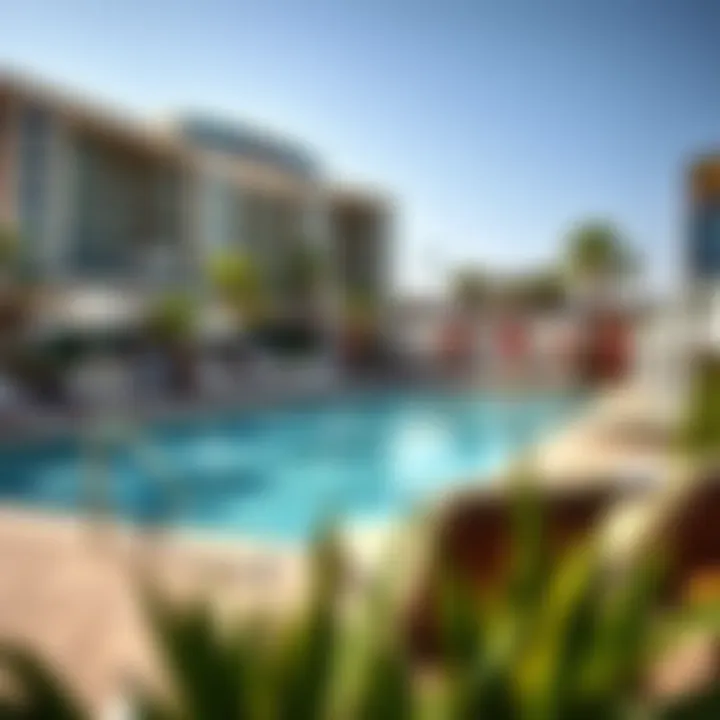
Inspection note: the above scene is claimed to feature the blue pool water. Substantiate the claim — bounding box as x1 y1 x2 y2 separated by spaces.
0 392 583 540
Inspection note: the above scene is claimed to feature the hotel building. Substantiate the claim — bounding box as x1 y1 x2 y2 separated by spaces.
0 72 392 324
687 156 720 347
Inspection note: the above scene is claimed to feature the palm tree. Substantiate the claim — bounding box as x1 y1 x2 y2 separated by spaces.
563 222 637 304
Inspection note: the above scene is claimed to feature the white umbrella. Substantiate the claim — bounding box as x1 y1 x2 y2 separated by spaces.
33 288 143 337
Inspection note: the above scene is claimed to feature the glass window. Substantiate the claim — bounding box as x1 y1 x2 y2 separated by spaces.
18 105 52 265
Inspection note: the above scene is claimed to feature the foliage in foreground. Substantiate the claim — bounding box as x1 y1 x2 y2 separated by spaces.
1 495 720 719
678 353 720 456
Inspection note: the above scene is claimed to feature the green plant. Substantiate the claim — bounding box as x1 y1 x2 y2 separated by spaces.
507 270 566 312
564 221 637 283
0 223 19 270
144 293 196 345
2 491 720 718
415 478 660 719
678 354 720 457
0 644 87 719
450 266 567 315
131 526 347 720
208 250 265 323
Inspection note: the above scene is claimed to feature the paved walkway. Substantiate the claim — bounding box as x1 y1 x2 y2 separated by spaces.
0 509 307 715
532 381 680 488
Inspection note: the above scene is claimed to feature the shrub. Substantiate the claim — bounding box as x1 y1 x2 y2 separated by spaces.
2 491 719 718
144 294 197 345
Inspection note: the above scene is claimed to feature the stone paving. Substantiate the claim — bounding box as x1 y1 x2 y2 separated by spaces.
0 510 306 715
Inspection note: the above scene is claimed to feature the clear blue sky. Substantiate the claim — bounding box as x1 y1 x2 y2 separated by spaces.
3 0 720 295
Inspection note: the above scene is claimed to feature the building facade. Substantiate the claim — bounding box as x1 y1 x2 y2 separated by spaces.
689 157 720 284
327 186 392 324
0 72 391 321
687 156 720 347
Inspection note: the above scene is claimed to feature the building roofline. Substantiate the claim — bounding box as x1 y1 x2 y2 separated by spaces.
0 68 189 161
0 70 322 195
0 68 393 202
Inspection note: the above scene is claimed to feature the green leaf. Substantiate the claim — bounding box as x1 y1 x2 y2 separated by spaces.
678 355 720 456
272 528 344 720
658 686 720 719
351 640 414 720
0 643 88 720
514 538 602 719
141 587 255 719
506 475 551 620
580 552 666 705
447 643 517 720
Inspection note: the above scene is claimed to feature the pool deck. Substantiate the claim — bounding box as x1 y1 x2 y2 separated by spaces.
0 379 703 713
0 508 310 714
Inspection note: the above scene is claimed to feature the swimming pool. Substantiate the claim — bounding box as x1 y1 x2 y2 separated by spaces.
0 392 583 541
